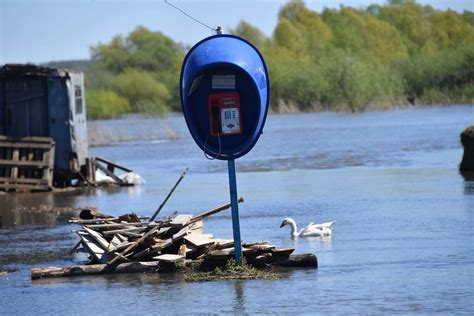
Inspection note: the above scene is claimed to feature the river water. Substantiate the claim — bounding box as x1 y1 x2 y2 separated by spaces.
1 106 473 314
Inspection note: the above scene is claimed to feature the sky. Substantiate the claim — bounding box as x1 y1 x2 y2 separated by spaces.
1 0 473 64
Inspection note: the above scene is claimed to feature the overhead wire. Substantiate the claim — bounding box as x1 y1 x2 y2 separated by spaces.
163 0 220 34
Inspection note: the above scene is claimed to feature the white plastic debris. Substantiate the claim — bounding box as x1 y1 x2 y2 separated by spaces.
119 172 145 185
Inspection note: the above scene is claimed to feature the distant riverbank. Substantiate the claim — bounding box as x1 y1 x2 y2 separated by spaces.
87 104 473 147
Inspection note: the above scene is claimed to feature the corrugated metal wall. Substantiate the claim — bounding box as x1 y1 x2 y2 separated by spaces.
4 77 49 137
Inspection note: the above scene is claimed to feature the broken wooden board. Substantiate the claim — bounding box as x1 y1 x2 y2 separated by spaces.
83 227 109 250
212 239 234 249
77 231 111 263
108 235 123 251
108 240 134 253
184 233 215 248
188 220 203 233
152 238 174 251
242 241 271 247
102 227 147 236
169 214 192 228
153 254 184 262
172 227 190 242
270 247 295 257
153 254 186 272
206 247 252 259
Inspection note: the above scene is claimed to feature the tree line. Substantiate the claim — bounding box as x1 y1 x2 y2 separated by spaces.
84 0 474 119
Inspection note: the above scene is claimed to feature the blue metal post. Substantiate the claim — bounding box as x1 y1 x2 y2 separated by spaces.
227 158 243 264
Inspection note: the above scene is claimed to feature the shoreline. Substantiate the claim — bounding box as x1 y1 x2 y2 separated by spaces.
87 103 473 147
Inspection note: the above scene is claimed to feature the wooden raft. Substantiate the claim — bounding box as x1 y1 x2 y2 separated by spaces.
0 136 55 192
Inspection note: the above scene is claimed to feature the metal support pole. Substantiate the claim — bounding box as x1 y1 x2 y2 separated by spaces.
227 158 242 264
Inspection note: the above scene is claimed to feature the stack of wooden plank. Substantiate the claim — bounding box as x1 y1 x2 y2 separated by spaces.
68 211 299 271
31 202 318 280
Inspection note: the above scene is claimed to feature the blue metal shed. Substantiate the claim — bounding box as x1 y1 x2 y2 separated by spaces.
0 64 88 185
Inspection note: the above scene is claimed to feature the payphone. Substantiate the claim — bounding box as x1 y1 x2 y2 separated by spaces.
180 34 269 263
208 92 242 136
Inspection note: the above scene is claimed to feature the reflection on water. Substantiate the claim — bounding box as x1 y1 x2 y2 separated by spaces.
0 185 147 228
233 281 245 314
0 192 78 227
464 180 474 195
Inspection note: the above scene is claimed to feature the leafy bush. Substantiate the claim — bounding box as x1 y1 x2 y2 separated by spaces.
398 43 474 99
86 90 131 119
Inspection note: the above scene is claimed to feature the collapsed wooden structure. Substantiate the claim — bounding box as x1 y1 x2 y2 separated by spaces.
0 136 55 192
31 199 317 280
79 156 135 187
0 136 135 191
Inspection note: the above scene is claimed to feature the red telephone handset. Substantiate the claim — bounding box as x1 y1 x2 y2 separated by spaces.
208 92 242 136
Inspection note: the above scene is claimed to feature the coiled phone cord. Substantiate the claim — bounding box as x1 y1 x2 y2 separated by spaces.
203 132 222 160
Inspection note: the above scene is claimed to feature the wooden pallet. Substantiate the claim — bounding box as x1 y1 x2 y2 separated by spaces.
0 136 55 192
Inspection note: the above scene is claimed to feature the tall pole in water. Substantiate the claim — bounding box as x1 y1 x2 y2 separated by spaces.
227 158 242 264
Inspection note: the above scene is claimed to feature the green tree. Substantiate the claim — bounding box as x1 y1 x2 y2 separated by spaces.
112 69 171 114
378 1 435 55
91 26 182 74
273 17 307 56
276 0 332 60
323 7 408 63
429 10 474 49
89 26 183 111
229 20 269 51
463 10 474 25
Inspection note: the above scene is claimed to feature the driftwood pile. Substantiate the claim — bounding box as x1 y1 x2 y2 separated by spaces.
31 198 317 280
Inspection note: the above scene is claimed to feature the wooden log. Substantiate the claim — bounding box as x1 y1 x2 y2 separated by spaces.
149 168 188 222
31 261 159 280
69 218 121 224
270 254 318 268
70 216 149 225
86 222 143 229
187 197 244 225
31 253 319 280
102 227 147 236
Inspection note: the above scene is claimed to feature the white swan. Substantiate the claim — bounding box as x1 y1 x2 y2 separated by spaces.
280 218 336 238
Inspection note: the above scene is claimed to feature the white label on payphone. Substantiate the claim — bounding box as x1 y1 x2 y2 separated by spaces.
221 108 240 134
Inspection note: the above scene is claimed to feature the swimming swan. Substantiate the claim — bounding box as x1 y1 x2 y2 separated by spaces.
280 218 336 238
